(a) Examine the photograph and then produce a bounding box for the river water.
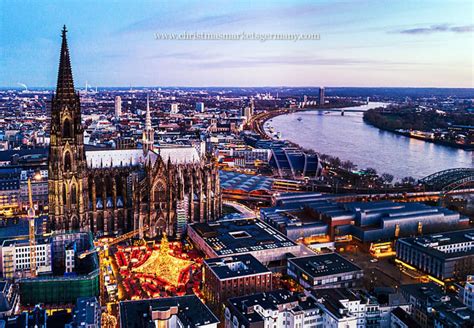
[266,102,472,180]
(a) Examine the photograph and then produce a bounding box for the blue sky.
[0,0,473,87]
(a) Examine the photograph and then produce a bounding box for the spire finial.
[145,94,151,130]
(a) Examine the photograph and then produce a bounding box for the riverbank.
[364,122,473,151]
[257,103,471,180]
[252,101,364,140]
[363,108,473,150]
[372,122,474,151]
[254,103,398,187]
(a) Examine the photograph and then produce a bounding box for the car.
[370,259,378,263]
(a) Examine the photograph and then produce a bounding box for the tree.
[330,156,341,167]
[341,160,356,171]
[401,176,416,185]
[381,173,394,184]
[365,167,377,176]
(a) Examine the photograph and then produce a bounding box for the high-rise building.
[114,95,122,118]
[170,103,179,114]
[241,98,254,122]
[319,86,325,106]
[195,102,205,113]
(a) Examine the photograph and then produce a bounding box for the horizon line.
[1,85,474,90]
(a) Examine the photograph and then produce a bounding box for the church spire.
[56,25,75,99]
[145,94,152,131]
[142,94,154,153]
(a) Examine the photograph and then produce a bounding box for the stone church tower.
[48,26,88,232]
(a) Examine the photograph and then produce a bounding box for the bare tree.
[365,167,377,176]
[381,173,394,184]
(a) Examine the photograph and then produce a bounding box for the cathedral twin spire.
[57,25,153,152]
[56,25,76,101]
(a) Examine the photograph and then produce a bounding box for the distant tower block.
[319,87,325,107]
[115,96,122,118]
[195,102,205,113]
[170,103,179,114]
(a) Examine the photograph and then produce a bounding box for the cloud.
[116,1,359,35]
[180,54,431,69]
[396,24,474,35]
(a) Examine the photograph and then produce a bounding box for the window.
[63,118,72,138]
[64,151,72,171]
[71,184,77,205]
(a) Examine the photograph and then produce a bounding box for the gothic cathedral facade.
[48,27,221,238]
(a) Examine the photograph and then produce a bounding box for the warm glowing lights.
[132,234,193,287]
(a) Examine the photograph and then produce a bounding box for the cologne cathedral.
[48,26,221,238]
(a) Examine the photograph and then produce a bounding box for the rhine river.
[266,102,472,180]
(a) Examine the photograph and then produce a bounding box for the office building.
[287,253,363,290]
[15,232,99,306]
[19,168,48,209]
[0,168,20,215]
[196,102,205,112]
[170,103,179,114]
[203,254,272,313]
[188,219,303,264]
[115,95,122,118]
[0,238,52,278]
[396,229,474,280]
[319,87,325,106]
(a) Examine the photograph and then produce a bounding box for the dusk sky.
[1,0,473,88]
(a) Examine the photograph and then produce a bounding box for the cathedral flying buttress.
[48,26,221,238]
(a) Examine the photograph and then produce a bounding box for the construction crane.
[78,222,148,306]
[78,227,147,259]
[27,178,36,278]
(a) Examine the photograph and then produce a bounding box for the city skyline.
[0,4,472,325]
[1,0,473,88]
